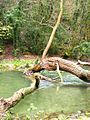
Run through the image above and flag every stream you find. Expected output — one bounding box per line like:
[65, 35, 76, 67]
[0, 71, 90, 116]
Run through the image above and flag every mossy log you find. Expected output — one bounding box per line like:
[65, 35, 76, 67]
[31, 57, 90, 82]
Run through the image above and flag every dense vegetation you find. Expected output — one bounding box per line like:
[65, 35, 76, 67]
[0, 0, 90, 59]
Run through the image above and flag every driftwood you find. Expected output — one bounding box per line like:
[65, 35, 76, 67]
[31, 57, 90, 82]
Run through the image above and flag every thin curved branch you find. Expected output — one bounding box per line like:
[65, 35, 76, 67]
[77, 60, 90, 66]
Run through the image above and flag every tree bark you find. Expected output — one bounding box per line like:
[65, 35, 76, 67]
[31, 57, 90, 82]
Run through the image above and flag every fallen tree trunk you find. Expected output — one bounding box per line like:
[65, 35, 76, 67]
[0, 74, 39, 118]
[31, 57, 90, 82]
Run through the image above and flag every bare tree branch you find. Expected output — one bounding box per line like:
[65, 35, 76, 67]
[42, 0, 63, 59]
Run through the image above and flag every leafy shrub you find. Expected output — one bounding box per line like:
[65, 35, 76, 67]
[0, 21, 12, 41]
[72, 42, 90, 59]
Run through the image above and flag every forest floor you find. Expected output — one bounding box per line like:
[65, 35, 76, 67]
[1, 44, 38, 60]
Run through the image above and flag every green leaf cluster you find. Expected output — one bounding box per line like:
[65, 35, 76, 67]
[0, 22, 12, 40]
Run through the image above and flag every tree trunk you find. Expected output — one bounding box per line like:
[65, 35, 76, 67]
[31, 57, 90, 82]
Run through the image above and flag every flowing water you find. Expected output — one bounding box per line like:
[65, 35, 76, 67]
[0, 71, 90, 116]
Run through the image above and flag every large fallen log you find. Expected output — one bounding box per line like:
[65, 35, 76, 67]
[30, 57, 90, 82]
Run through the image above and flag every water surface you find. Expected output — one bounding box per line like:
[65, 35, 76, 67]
[0, 71, 30, 98]
[0, 71, 90, 115]
[13, 85, 90, 115]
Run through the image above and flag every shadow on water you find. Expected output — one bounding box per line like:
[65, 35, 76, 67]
[0, 71, 90, 115]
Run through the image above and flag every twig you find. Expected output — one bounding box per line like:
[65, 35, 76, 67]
[56, 62, 63, 83]
[31, 18, 53, 28]
[77, 60, 90, 66]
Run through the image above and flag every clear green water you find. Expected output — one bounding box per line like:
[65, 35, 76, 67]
[0, 71, 31, 98]
[13, 85, 90, 115]
[0, 71, 90, 115]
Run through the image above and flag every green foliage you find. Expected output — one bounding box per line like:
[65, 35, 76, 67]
[0, 22, 12, 40]
[72, 42, 90, 59]
[0, 59, 33, 72]
[0, 0, 90, 57]
[1, 0, 61, 55]
[0, 43, 4, 55]
[4, 3, 25, 51]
